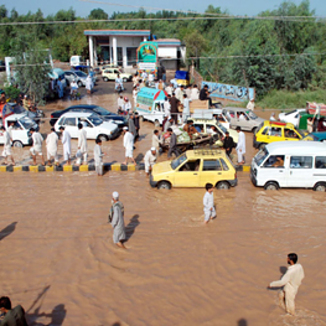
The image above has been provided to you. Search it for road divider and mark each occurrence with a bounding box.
[0,164,251,173]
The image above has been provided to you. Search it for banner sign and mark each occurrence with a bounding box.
[202,81,255,102]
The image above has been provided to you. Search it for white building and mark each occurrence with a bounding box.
[84,29,185,70]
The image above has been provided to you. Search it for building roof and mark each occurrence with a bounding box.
[84,29,151,37]
[156,38,181,47]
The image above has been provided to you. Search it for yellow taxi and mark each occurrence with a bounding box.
[253,121,307,150]
[150,150,237,189]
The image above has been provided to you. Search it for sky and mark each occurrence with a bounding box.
[1,0,325,17]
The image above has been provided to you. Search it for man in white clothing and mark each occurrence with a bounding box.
[165,83,174,96]
[30,128,45,165]
[182,94,191,123]
[152,130,161,152]
[59,126,71,165]
[270,113,277,121]
[46,128,59,166]
[77,123,87,165]
[268,253,304,316]
[236,127,246,165]
[144,147,157,176]
[246,98,255,111]
[117,95,124,114]
[203,183,216,224]
[122,127,136,165]
[191,84,199,100]
[175,85,184,104]
[164,96,171,118]
[0,126,15,166]
[94,138,105,176]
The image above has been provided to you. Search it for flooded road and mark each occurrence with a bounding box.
[0,172,325,326]
[1,83,325,325]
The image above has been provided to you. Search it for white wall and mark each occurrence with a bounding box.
[109,36,143,48]
[158,47,177,58]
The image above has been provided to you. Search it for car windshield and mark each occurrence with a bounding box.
[217,123,227,133]
[297,129,306,137]
[255,148,269,166]
[12,105,26,114]
[94,106,112,116]
[88,114,103,126]
[75,71,87,77]
[171,154,187,170]
[302,134,318,141]
[19,116,35,130]
[285,110,297,116]
[247,111,258,119]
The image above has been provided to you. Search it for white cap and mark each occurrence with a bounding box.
[151,147,156,151]
[112,191,119,199]
[123,127,128,130]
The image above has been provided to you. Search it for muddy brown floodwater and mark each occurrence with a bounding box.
[1,85,326,326]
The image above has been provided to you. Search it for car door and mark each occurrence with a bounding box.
[238,112,251,130]
[200,159,224,187]
[174,159,201,187]
[226,110,237,128]
[62,117,78,138]
[64,72,74,84]
[286,156,313,187]
[79,118,97,139]
[284,128,301,141]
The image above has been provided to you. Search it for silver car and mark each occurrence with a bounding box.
[222,107,265,133]
[64,71,96,87]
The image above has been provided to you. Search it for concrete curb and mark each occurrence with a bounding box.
[0,164,251,173]
[0,163,146,172]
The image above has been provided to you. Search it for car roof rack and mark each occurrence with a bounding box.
[193,149,222,156]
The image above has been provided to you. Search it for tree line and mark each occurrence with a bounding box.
[0,0,325,98]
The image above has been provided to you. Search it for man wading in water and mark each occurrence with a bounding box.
[109,192,126,249]
[268,253,304,316]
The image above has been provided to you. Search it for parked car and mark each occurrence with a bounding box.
[101,64,119,71]
[222,107,265,132]
[150,149,237,190]
[253,121,307,150]
[193,109,229,129]
[0,113,38,148]
[102,68,132,83]
[49,105,127,128]
[54,112,119,141]
[301,132,326,142]
[251,141,326,191]
[64,70,96,87]
[278,109,306,127]
[48,68,67,89]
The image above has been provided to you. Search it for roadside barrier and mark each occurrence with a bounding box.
[0,163,251,173]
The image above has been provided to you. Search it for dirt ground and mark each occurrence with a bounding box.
[0,81,325,326]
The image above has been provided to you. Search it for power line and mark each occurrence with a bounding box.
[0,15,325,26]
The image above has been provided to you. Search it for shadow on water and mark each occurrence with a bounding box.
[0,222,17,241]
[237,318,248,326]
[124,214,140,242]
[25,285,67,326]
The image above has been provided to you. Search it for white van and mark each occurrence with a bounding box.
[70,56,82,67]
[250,141,326,191]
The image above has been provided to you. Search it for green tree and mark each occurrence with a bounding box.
[89,8,108,20]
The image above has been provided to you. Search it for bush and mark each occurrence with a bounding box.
[3,86,21,101]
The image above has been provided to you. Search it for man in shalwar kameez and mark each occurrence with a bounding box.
[110,192,126,249]
[203,183,216,224]
[268,253,304,316]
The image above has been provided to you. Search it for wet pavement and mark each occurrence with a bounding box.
[1,82,325,326]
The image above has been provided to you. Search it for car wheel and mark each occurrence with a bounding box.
[157,181,171,190]
[154,119,160,127]
[123,77,128,83]
[259,143,266,150]
[314,182,326,192]
[12,140,23,148]
[216,181,230,190]
[97,134,108,142]
[103,77,108,82]
[264,181,279,191]
[77,81,83,87]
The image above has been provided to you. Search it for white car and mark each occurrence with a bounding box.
[54,112,119,141]
[0,113,37,148]
[278,109,306,127]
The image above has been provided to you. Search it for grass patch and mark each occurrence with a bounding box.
[256,89,326,111]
